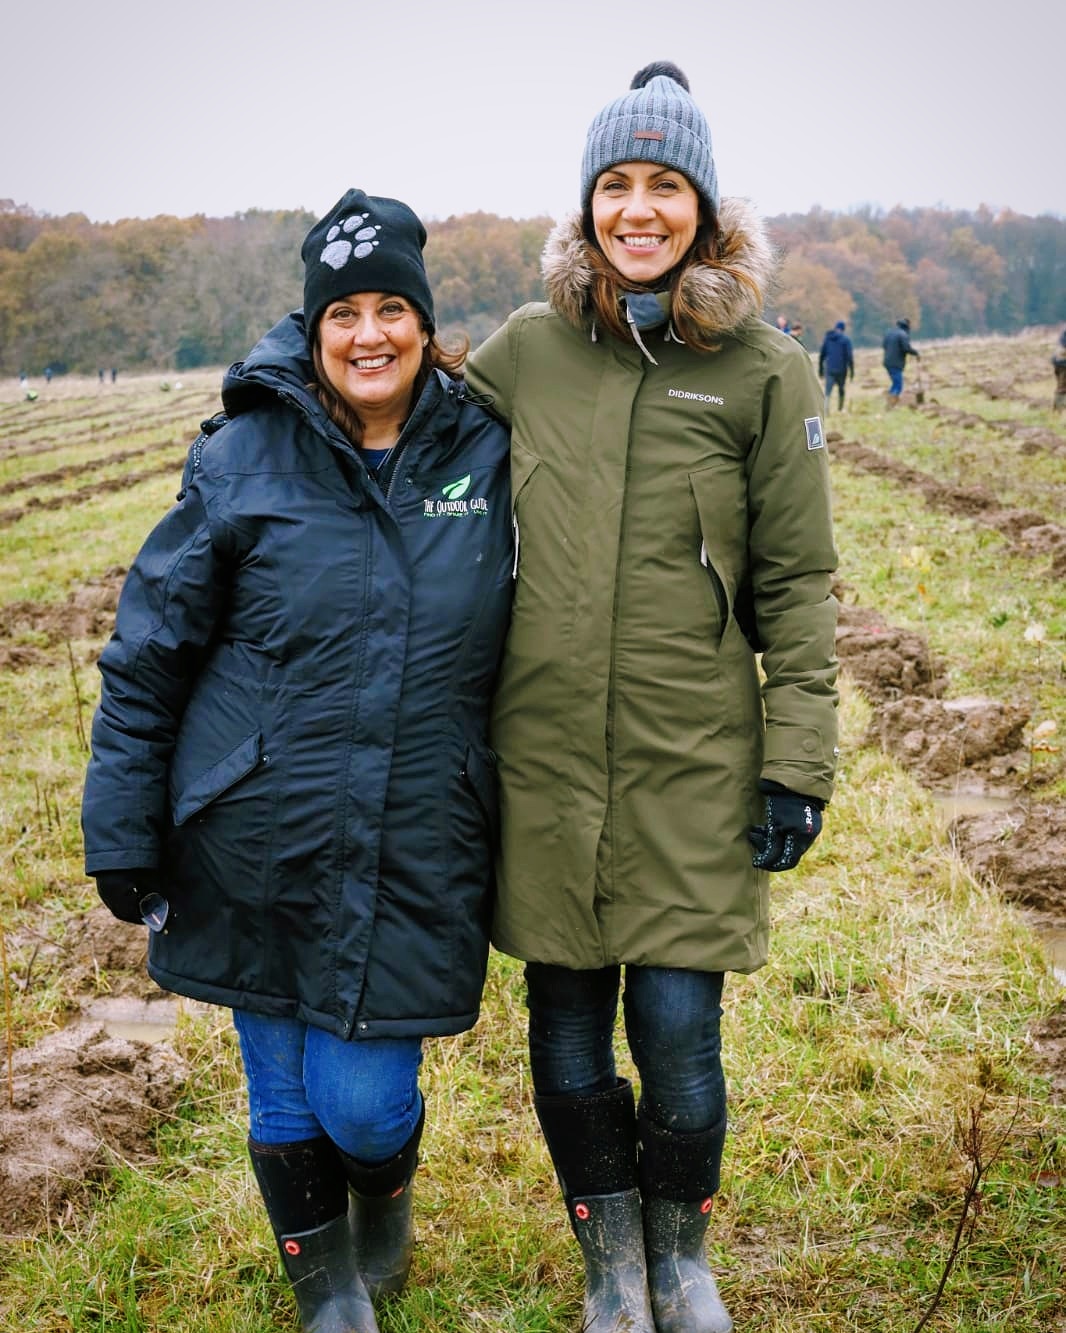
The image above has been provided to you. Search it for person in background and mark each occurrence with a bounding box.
[81,189,513,1333]
[1053,326,1066,411]
[467,60,838,1333]
[882,316,920,406]
[818,319,855,412]
[788,319,805,346]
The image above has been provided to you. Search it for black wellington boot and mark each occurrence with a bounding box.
[248,1136,379,1333]
[534,1078,655,1333]
[337,1098,425,1299]
[638,1111,732,1333]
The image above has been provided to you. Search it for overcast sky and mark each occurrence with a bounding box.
[3,0,1061,227]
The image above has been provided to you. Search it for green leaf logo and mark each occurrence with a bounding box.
[441,474,471,500]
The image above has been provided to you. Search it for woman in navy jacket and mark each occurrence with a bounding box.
[81,189,513,1332]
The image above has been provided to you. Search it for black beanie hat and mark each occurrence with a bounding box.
[302,189,435,336]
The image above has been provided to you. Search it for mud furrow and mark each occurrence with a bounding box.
[831,435,1066,575]
[0,396,218,458]
[0,439,184,498]
[0,458,181,528]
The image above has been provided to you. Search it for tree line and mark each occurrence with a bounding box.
[1,198,1063,377]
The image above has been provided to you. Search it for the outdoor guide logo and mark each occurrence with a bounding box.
[424,474,488,517]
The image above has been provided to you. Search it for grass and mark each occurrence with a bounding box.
[0,347,1064,1330]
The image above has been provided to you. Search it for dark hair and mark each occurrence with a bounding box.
[580,210,762,353]
[307,314,468,447]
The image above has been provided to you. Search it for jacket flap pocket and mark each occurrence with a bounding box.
[172,730,262,826]
[688,464,747,573]
[511,442,541,503]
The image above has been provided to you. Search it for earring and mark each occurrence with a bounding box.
[422,335,429,347]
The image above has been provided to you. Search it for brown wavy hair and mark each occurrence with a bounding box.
[580,211,763,353]
[307,317,469,447]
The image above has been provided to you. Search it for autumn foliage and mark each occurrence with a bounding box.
[1,198,1062,376]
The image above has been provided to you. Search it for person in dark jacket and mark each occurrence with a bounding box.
[467,62,837,1333]
[882,317,920,405]
[1053,326,1066,411]
[818,320,854,412]
[81,189,513,1333]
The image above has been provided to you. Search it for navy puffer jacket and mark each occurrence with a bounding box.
[82,313,513,1039]
[817,328,854,377]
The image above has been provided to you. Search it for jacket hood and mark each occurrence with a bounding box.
[221,311,316,419]
[541,196,777,337]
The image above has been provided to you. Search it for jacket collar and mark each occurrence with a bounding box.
[541,196,777,340]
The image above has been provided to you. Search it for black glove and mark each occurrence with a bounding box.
[94,869,156,925]
[749,781,825,872]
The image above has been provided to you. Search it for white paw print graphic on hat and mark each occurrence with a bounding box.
[320,213,381,270]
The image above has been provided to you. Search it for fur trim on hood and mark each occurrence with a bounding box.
[541,196,777,337]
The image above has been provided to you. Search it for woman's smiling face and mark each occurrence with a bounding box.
[317,292,425,421]
[591,161,700,284]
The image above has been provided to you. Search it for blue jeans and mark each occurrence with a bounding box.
[525,963,726,1133]
[887,366,904,396]
[232,1009,423,1161]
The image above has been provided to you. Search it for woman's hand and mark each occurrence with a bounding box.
[748,781,824,871]
[94,869,157,925]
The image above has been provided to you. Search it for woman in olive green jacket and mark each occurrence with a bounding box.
[467,61,838,1333]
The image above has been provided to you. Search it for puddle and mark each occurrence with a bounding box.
[1036,926,1066,989]
[82,995,180,1043]
[932,790,1018,821]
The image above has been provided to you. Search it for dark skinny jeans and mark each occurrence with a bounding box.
[525,961,726,1134]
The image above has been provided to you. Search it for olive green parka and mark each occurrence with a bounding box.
[465,198,838,974]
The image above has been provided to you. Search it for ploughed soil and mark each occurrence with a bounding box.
[832,427,1066,1109]
[1,428,1063,1236]
[0,909,188,1235]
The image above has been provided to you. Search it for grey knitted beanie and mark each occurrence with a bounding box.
[580,61,719,217]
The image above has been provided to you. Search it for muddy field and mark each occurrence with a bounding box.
[0,344,1063,1240]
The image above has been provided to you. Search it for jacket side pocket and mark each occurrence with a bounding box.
[689,465,754,652]
[171,730,263,826]
[510,443,541,580]
[461,743,501,850]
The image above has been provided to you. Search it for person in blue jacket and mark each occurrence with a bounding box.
[818,320,854,412]
[81,189,513,1333]
[882,316,920,406]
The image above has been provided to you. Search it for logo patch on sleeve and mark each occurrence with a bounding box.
[804,416,825,450]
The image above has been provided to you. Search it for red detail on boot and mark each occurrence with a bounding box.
[390,1186,405,1198]
[283,1239,302,1256]
[574,1201,591,1221]
[700,1197,713,1214]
